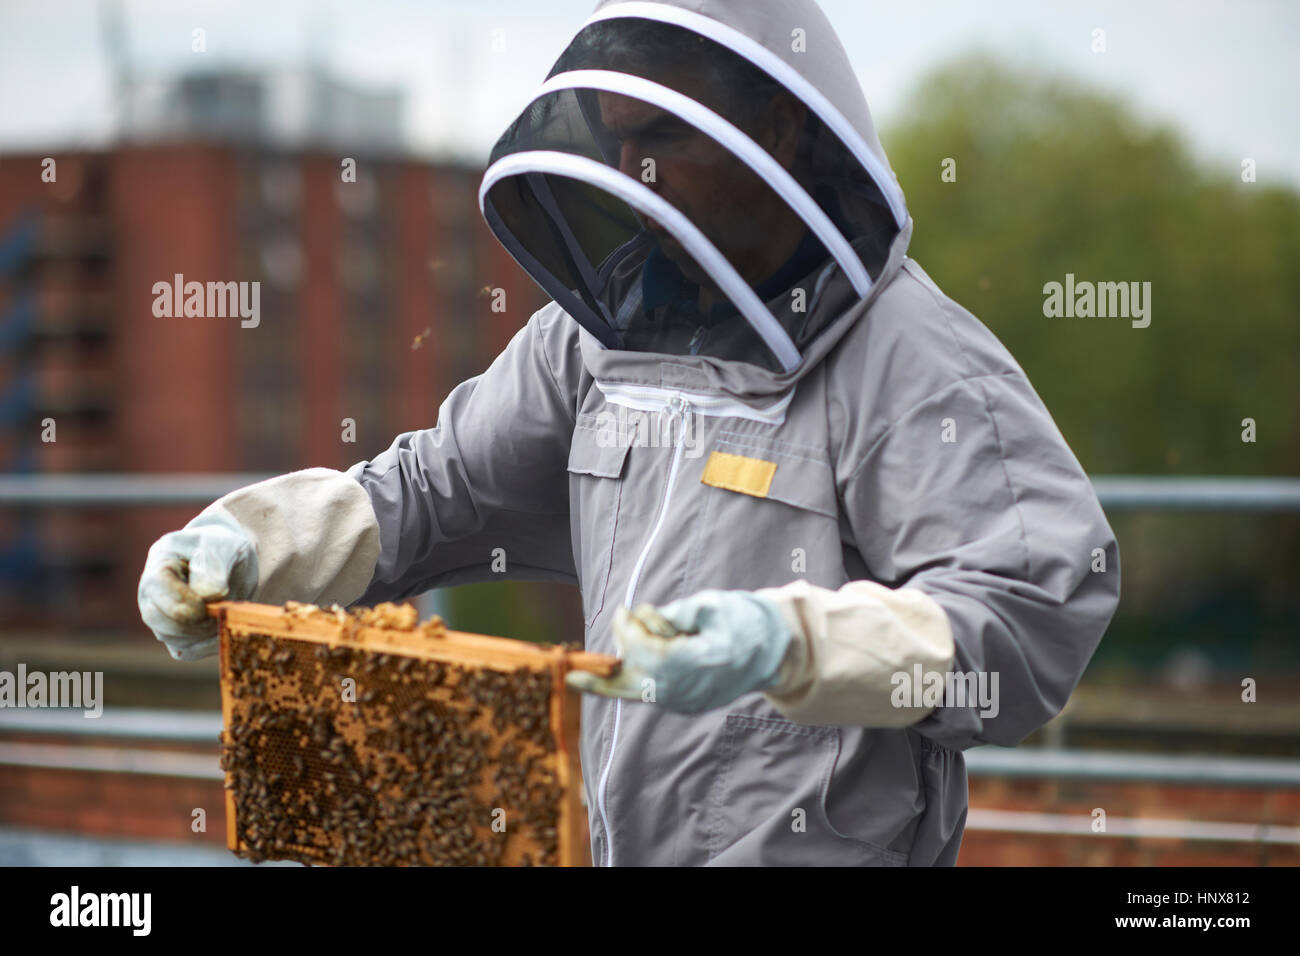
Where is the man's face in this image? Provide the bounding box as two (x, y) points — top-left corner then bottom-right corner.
(596, 87), (803, 289)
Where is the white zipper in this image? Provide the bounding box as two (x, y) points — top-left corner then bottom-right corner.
(595, 391), (690, 867)
(591, 381), (797, 865)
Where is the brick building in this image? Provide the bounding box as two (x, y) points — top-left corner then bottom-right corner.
(0, 144), (551, 634)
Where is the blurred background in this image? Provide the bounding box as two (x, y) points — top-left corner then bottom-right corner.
(0, 0), (1297, 866)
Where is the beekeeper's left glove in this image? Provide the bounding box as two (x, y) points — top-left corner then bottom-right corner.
(138, 509), (259, 661)
(566, 590), (793, 713)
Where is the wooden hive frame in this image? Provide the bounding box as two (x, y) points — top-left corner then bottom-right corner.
(211, 600), (618, 867)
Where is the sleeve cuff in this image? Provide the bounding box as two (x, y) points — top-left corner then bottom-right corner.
(755, 578), (955, 727)
(199, 468), (381, 607)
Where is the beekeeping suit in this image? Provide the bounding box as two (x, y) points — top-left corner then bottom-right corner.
(140, 0), (1119, 865)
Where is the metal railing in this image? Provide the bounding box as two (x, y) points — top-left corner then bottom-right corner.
(4, 708), (1299, 846)
(1, 474), (1299, 510)
(0, 474), (276, 506)
(1090, 476), (1300, 511)
(3, 706), (1299, 785)
(4, 475), (1296, 856)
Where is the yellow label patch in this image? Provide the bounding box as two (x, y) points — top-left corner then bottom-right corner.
(700, 450), (777, 498)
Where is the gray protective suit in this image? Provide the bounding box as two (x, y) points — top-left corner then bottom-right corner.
(190, 0), (1120, 865)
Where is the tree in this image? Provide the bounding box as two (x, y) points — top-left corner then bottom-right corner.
(884, 52), (1300, 672)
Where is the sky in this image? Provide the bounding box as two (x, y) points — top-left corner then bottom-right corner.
(1, 0), (1297, 188)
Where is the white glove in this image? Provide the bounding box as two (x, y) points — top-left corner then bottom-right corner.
(137, 509), (258, 661)
(565, 594), (794, 713)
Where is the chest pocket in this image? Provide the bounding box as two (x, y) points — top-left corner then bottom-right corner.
(567, 412), (631, 630)
(684, 432), (842, 591)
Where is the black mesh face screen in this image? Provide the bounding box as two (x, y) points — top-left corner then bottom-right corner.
(481, 16), (901, 371)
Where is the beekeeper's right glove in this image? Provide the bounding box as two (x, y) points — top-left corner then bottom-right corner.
(137, 508), (259, 661)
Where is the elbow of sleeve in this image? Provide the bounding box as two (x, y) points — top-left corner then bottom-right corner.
(921, 567), (1119, 749)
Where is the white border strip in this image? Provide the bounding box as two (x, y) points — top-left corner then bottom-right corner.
(480, 150), (801, 371)
(536, 69), (872, 298)
(584, 1), (908, 229)
(967, 808), (1300, 845)
(0, 742), (223, 780)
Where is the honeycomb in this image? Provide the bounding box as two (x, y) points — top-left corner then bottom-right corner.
(211, 599), (617, 866)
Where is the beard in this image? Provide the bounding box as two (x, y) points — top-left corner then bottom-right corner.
(647, 226), (726, 298)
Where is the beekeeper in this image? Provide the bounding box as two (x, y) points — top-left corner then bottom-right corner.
(139, 0), (1120, 866)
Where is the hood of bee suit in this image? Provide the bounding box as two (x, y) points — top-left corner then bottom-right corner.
(479, 0), (913, 405)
